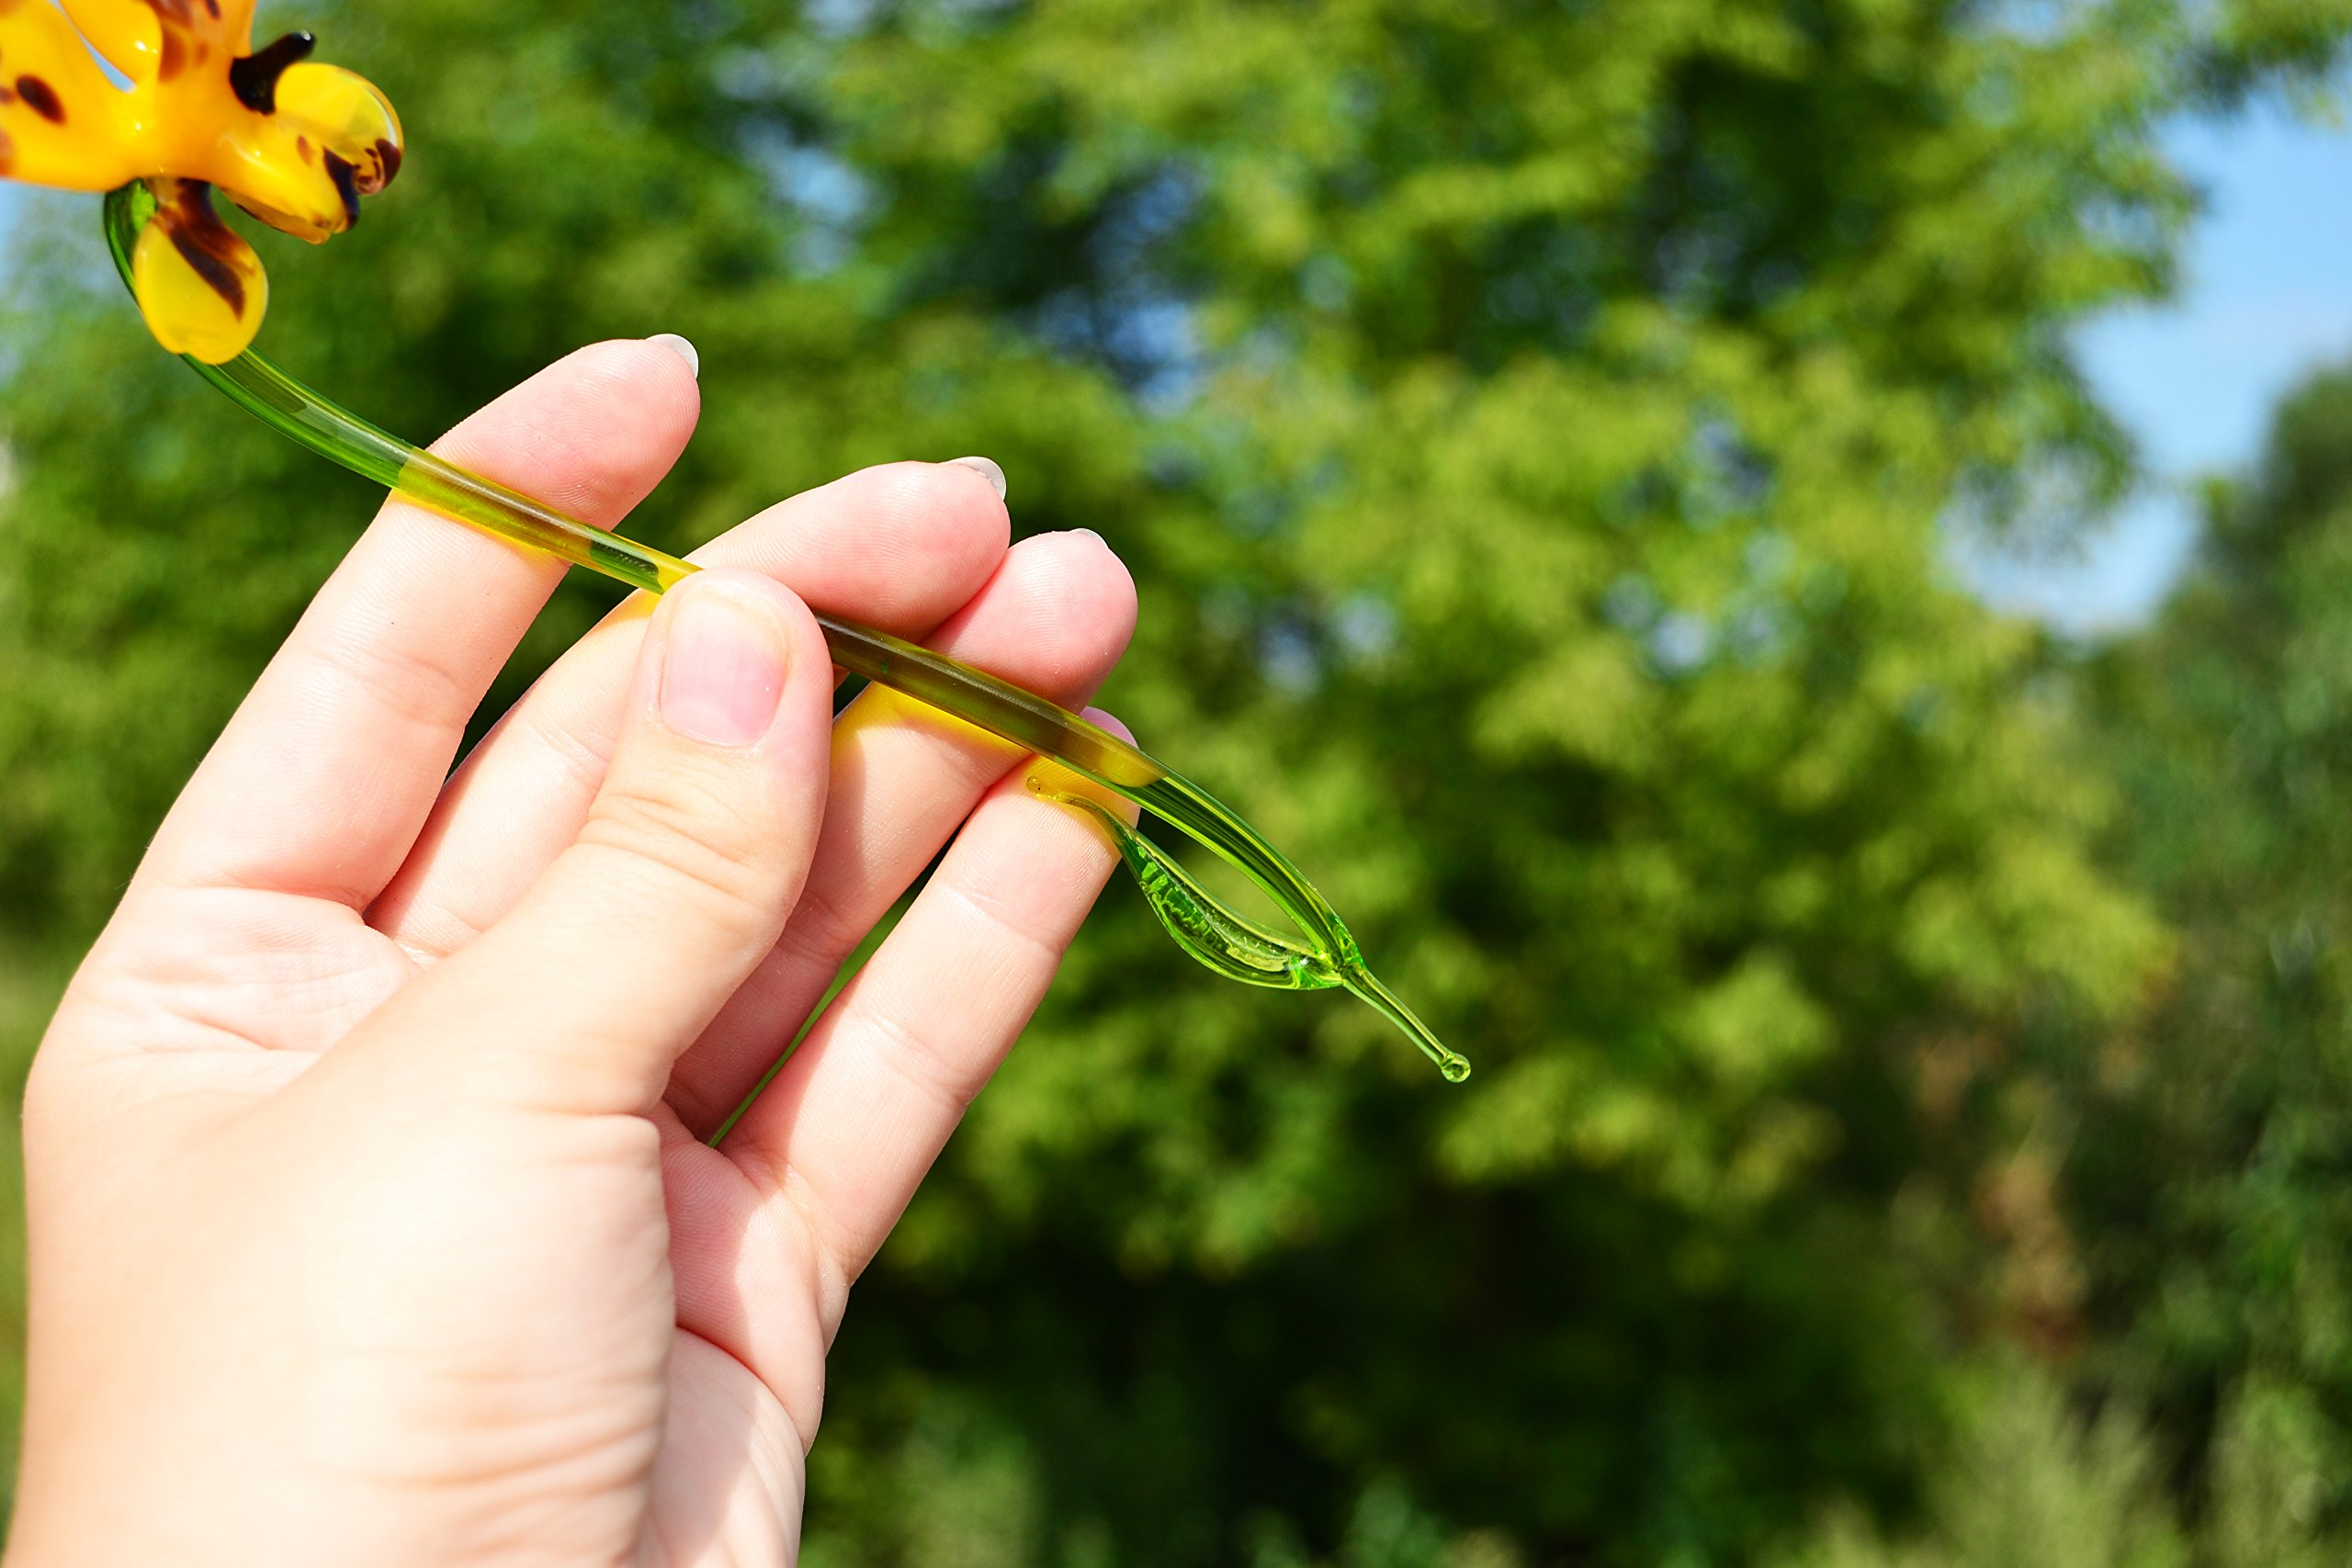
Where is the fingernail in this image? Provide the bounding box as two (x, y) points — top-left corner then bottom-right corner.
(659, 581), (787, 747)
(948, 455), (1007, 501)
(647, 333), (700, 379)
(1069, 527), (1106, 547)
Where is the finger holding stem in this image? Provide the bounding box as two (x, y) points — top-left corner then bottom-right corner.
(99, 181), (1468, 1084)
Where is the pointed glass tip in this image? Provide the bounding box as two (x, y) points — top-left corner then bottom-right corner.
(1341, 968), (1471, 1085)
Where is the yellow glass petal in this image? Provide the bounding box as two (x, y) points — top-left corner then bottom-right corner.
(203, 62), (404, 241)
(62, 0), (255, 82)
(130, 180), (267, 363)
(0, 0), (142, 191)
(55, 0), (163, 84)
(275, 62), (402, 197)
(225, 191), (332, 244)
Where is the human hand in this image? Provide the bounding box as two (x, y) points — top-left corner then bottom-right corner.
(4, 341), (1137, 1568)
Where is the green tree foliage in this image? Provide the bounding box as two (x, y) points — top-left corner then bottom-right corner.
(2048, 361), (2352, 1550)
(1780, 1365), (2188, 1568)
(1773, 1362), (2351, 1568)
(1, 1), (2346, 1561)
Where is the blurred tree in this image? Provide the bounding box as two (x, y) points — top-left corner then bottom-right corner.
(2054, 362), (2352, 1550)
(1769, 1360), (2349, 1568)
(1778, 1362), (2188, 1568)
(0, 0), (2346, 1562)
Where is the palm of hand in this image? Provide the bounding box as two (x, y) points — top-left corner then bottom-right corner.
(8, 343), (1137, 1568)
(36, 906), (801, 1567)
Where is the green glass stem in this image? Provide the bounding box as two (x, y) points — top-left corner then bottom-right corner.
(101, 182), (1466, 1084)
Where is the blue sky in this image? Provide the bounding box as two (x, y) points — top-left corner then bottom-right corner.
(1960, 103), (2352, 635)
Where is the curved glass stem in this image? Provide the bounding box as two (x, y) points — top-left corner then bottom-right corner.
(101, 182), (1466, 1083)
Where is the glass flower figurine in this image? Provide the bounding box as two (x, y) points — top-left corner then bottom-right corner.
(0, 0), (1468, 1083)
(0, 0), (399, 361)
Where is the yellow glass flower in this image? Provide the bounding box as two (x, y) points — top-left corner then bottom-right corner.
(0, 0), (401, 360)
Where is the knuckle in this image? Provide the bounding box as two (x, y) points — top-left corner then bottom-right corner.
(303, 619), (477, 740)
(772, 876), (866, 978)
(579, 768), (784, 932)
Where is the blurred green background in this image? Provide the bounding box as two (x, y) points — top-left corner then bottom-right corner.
(8, 0), (2352, 1562)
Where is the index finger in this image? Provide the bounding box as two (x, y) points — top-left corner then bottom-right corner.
(131, 339), (703, 910)
(368, 458), (1015, 956)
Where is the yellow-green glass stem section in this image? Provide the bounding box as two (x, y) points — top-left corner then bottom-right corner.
(99, 184), (1465, 1083)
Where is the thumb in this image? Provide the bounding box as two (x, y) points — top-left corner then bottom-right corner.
(349, 569), (835, 1115)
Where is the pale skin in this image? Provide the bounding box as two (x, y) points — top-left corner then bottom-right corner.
(3, 339), (1141, 1568)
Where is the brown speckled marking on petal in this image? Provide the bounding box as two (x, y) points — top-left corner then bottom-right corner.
(357, 137), (400, 193)
(14, 73), (61, 123)
(321, 149), (359, 227)
(160, 181), (248, 315)
(0, 127), (14, 177)
(141, 0), (193, 77)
